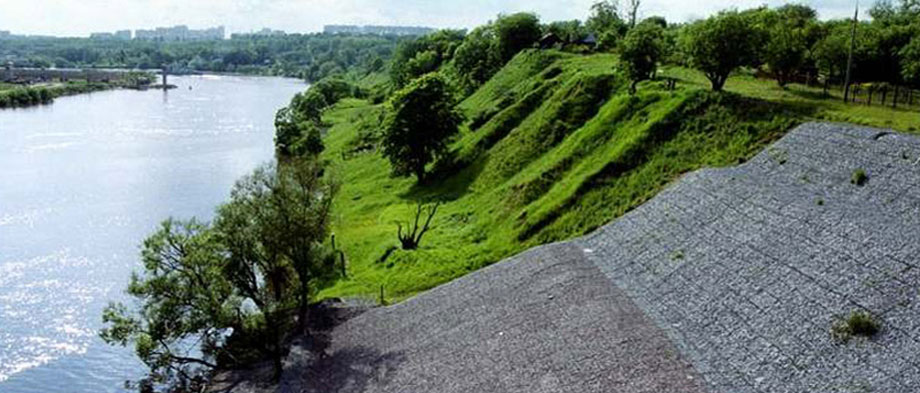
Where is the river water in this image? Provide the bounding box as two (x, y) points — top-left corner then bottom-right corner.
(0, 75), (306, 392)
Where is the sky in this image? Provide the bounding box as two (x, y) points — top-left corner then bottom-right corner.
(0, 0), (864, 37)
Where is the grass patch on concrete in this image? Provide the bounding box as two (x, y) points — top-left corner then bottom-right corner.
(851, 169), (868, 186)
(832, 311), (881, 343)
(318, 51), (920, 302)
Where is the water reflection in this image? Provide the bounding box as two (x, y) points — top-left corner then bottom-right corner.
(0, 75), (305, 393)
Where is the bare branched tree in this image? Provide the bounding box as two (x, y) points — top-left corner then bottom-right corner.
(626, 0), (641, 27)
(397, 201), (441, 250)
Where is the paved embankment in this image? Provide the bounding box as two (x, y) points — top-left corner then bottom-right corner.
(581, 122), (920, 392)
(288, 243), (706, 393)
(289, 122), (920, 393)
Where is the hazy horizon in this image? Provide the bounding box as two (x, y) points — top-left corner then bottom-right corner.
(0, 0), (863, 38)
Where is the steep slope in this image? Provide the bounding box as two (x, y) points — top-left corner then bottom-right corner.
(299, 123), (920, 392)
(321, 50), (799, 300)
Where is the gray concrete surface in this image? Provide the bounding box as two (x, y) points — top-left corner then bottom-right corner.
(581, 122), (920, 393)
(286, 122), (920, 393)
(294, 242), (707, 393)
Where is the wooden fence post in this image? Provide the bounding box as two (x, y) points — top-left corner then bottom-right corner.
(892, 85), (899, 109)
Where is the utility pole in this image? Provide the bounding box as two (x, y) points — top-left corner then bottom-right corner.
(843, 1), (859, 103)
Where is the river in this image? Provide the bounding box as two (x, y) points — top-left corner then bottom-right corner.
(0, 75), (306, 392)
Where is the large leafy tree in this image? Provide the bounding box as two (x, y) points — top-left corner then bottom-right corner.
(760, 5), (818, 86)
(390, 29), (466, 88)
(382, 73), (463, 183)
(812, 21), (852, 84)
(494, 13), (543, 63)
(765, 23), (809, 87)
(101, 219), (234, 388)
(215, 159), (338, 339)
(102, 158), (338, 388)
(683, 11), (760, 91)
(620, 21), (666, 93)
(452, 24), (502, 91)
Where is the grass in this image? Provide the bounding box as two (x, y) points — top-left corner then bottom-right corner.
(317, 50), (920, 303)
(831, 311), (881, 343)
(660, 66), (920, 132)
(851, 169), (868, 186)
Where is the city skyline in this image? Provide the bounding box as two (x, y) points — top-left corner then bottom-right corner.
(0, 0), (866, 38)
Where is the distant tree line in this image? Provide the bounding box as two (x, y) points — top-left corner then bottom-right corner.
(607, 0), (920, 95)
(0, 33), (401, 81)
(378, 0), (920, 97)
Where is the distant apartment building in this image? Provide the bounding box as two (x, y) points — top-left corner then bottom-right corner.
(135, 25), (225, 41)
(89, 30), (131, 40)
(90, 29), (131, 40)
(0, 30), (10, 39)
(231, 28), (286, 39)
(323, 25), (435, 36)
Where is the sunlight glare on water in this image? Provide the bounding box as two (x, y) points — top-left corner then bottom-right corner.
(0, 75), (305, 393)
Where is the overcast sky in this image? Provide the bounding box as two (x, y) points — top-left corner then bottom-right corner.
(0, 0), (863, 37)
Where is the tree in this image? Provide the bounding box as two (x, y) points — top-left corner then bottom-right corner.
(545, 20), (588, 43)
(396, 202), (441, 250)
(494, 13), (543, 63)
(683, 11), (760, 91)
(625, 0), (642, 28)
(290, 89), (328, 123)
(777, 3), (818, 25)
(620, 22), (665, 93)
(100, 219), (236, 389)
(274, 90), (328, 157)
(587, 1), (628, 50)
(216, 160), (338, 338)
(642, 16), (668, 29)
(382, 73), (463, 183)
(289, 121), (325, 157)
(812, 22), (852, 85)
(102, 159), (339, 388)
(765, 22), (809, 86)
(452, 24), (501, 90)
(390, 30), (466, 87)
(901, 36), (920, 86)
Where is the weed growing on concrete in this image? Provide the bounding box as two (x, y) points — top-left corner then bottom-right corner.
(850, 169), (868, 186)
(831, 310), (880, 343)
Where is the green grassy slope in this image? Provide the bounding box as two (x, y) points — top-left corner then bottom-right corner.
(319, 50), (919, 302)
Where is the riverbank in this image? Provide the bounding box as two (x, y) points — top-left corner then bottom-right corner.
(0, 74), (308, 392)
(0, 81), (120, 109)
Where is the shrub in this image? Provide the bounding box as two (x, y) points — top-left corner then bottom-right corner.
(851, 169), (868, 186)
